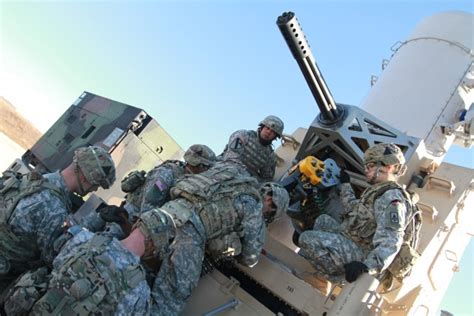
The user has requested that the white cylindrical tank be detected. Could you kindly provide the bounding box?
[362,11,474,159]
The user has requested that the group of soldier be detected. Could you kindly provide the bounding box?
[0,113,419,315]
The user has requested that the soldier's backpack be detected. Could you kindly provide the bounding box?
[30,234,145,315]
[0,170,64,224]
[120,170,146,193]
[0,171,67,276]
[168,162,260,259]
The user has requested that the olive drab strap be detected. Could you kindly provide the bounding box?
[385,191,422,282]
[31,234,145,315]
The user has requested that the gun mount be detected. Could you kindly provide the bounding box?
[277,11,418,184]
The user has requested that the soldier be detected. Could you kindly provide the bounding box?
[100,144,216,237]
[260,182,290,225]
[298,143,420,285]
[221,115,284,182]
[0,146,116,293]
[4,209,173,315]
[150,160,266,315]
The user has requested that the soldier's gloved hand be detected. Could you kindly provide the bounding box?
[339,169,351,184]
[99,205,129,225]
[344,261,368,282]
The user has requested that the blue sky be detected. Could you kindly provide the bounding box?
[1,1,473,314]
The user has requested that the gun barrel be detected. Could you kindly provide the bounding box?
[277,12,339,123]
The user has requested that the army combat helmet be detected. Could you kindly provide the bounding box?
[259,115,284,137]
[73,146,116,189]
[364,143,406,175]
[183,144,217,167]
[260,182,290,223]
[133,209,174,259]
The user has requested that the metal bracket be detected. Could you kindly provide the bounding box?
[384,303,408,313]
[416,202,438,222]
[426,176,456,196]
[281,134,301,150]
[219,276,240,295]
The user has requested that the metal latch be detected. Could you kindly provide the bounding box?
[416,202,438,222]
[426,176,456,196]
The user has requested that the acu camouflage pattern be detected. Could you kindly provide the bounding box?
[299,214,364,283]
[339,181,421,280]
[150,215,206,316]
[299,181,413,283]
[1,266,50,315]
[259,115,284,137]
[260,182,289,224]
[74,146,116,189]
[183,144,216,167]
[133,209,174,260]
[221,129,277,182]
[151,162,265,315]
[364,143,405,166]
[31,230,149,315]
[122,160,186,218]
[0,171,72,291]
[169,160,261,241]
[120,170,146,193]
[122,144,216,217]
[152,193,265,316]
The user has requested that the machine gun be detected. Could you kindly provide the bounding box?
[276,11,418,176]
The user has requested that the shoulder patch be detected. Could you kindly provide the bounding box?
[385,199,405,229]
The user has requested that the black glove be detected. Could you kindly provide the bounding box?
[339,169,351,184]
[344,261,368,282]
[99,205,129,225]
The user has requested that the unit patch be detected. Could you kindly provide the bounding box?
[385,200,403,229]
[390,211,399,224]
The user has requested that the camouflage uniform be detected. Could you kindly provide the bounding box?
[260,182,290,225]
[0,171,72,291]
[122,160,186,219]
[298,143,411,283]
[122,144,217,218]
[299,183,409,282]
[150,161,265,315]
[29,230,150,315]
[0,146,115,297]
[221,115,284,182]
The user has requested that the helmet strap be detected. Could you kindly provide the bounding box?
[74,164,86,196]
